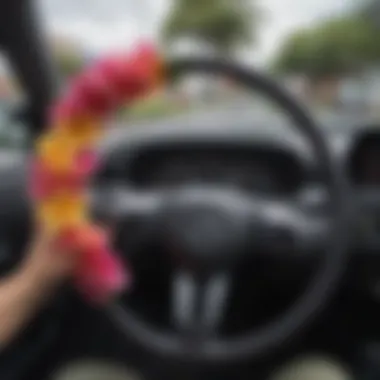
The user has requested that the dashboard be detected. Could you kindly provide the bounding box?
[95,120,380,207]
[128,145,304,196]
[105,125,380,198]
[98,126,380,206]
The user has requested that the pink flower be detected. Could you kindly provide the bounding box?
[57,225,130,303]
[58,224,107,253]
[75,149,99,176]
[97,55,148,100]
[50,92,90,123]
[70,68,115,117]
[95,44,162,102]
[75,246,129,303]
[29,159,86,200]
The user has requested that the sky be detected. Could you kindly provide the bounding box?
[36,0,356,66]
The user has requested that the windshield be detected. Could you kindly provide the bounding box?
[0,0,370,149]
[34,0,377,129]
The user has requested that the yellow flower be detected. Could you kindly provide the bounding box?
[36,132,77,172]
[37,194,88,231]
[56,117,102,147]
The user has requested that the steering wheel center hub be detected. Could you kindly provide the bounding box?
[159,189,248,265]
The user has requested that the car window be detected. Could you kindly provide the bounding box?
[0,103,28,150]
[0,54,28,150]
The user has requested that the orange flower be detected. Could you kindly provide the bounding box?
[37,194,88,231]
[56,117,102,147]
[36,131,77,172]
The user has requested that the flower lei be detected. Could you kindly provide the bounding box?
[30,44,164,303]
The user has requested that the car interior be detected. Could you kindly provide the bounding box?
[1,1,380,380]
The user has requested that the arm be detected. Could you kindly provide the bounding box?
[0,229,76,351]
[0,268,55,350]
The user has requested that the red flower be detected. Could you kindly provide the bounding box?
[75,149,99,175]
[60,224,107,253]
[57,225,129,303]
[52,93,92,123]
[29,159,86,200]
[130,43,164,86]
[75,246,129,303]
[97,57,147,100]
[94,44,163,103]
[70,68,115,117]
[51,43,163,124]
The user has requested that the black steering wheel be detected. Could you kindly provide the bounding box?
[95,58,350,364]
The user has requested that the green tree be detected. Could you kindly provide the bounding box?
[274,16,380,78]
[274,31,314,74]
[162,0,260,55]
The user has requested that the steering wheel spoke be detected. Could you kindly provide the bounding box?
[91,186,164,221]
[244,197,333,254]
[170,269,231,340]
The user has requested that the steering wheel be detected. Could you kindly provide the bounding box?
[96,58,350,364]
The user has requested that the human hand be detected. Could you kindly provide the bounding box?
[20,226,78,289]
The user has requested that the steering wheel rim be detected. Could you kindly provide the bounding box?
[105,57,351,363]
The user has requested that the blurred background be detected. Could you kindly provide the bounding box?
[0,0,379,144]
